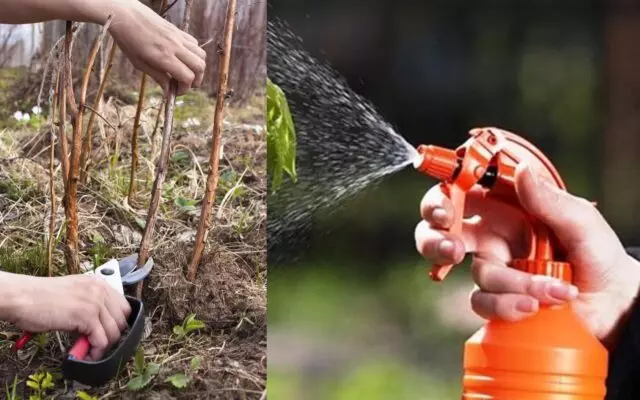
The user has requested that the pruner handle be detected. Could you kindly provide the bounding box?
[429,182,466,281]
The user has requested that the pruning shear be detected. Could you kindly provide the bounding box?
[13,254,154,386]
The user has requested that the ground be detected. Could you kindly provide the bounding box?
[0,68,266,399]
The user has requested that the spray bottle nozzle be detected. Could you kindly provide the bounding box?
[414,145,459,181]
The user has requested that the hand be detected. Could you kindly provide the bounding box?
[3,273,131,361]
[105,0,207,96]
[415,163,640,349]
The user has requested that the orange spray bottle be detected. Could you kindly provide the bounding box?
[413,128,608,399]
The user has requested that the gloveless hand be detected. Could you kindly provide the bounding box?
[79,0,207,97]
[415,163,640,349]
[0,273,131,361]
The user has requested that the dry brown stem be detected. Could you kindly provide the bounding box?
[136,0,194,297]
[187,0,237,281]
[63,16,113,274]
[48,70,60,277]
[80,38,118,183]
[128,73,148,204]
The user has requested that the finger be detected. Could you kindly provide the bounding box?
[470,288,539,321]
[147,54,195,96]
[87,319,109,362]
[100,304,121,346]
[180,30,199,45]
[176,46,206,88]
[415,220,472,265]
[420,185,455,228]
[183,38,207,61]
[133,58,170,97]
[104,291,129,332]
[470,257,579,304]
[515,163,608,246]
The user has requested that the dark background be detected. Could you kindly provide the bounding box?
[268,1,640,398]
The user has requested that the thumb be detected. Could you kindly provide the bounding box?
[514,163,602,247]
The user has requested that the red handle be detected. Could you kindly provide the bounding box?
[68,336,91,360]
[14,332,33,351]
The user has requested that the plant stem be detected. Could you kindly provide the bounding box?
[187,0,237,281]
[136,0,193,297]
[48,69,60,278]
[80,38,118,183]
[64,16,113,274]
[128,73,147,204]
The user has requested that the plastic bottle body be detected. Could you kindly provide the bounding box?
[462,304,608,400]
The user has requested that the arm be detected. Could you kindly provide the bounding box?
[0,0,206,96]
[0,0,115,25]
[606,247,640,400]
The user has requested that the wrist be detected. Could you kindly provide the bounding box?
[67,0,132,25]
[606,254,640,348]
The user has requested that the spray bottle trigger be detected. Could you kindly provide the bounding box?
[429,182,466,281]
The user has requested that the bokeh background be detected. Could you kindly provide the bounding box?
[268,1,640,398]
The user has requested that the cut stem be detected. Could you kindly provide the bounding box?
[187,0,237,281]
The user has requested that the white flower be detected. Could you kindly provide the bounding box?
[13,111,22,120]
[31,106,42,115]
[191,118,200,127]
[181,121,190,129]
[175,100,184,107]
[21,113,30,121]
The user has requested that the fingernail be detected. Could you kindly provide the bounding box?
[432,208,447,224]
[438,240,454,256]
[516,298,538,313]
[549,282,579,300]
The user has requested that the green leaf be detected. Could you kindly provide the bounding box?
[126,376,147,391]
[135,218,146,230]
[190,356,202,370]
[174,197,198,212]
[266,78,297,193]
[165,373,191,389]
[146,363,161,376]
[75,391,99,400]
[184,315,205,333]
[26,380,39,390]
[134,347,145,374]
[172,325,185,338]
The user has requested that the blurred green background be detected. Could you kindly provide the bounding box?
[267,1,640,398]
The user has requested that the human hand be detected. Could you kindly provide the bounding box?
[99,0,207,96]
[3,273,131,361]
[415,163,640,348]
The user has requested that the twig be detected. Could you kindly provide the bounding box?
[148,98,165,182]
[58,21,72,184]
[82,104,116,130]
[187,0,237,281]
[80,38,118,183]
[136,0,194,297]
[63,15,113,274]
[48,69,60,277]
[128,73,148,204]
[161,0,179,17]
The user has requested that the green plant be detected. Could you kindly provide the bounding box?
[5,376,20,400]
[126,347,161,391]
[164,355,201,390]
[75,391,99,400]
[266,78,297,193]
[26,371,55,400]
[172,313,205,340]
[165,373,191,389]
